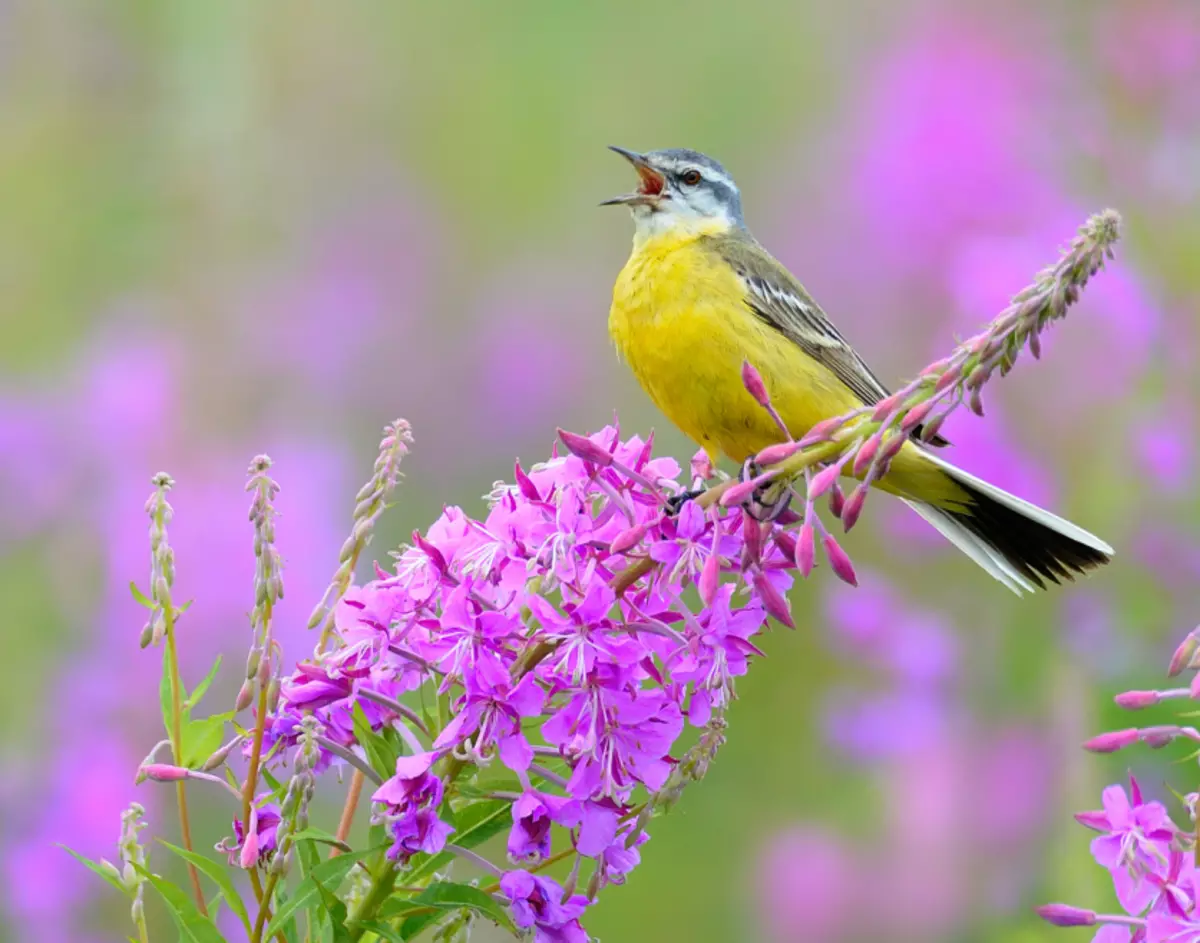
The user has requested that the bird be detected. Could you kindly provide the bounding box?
[602,145,1112,594]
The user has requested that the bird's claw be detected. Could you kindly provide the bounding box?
[665,488,705,516]
[740,455,793,523]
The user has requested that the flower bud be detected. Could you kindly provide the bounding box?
[557,429,613,468]
[822,535,857,586]
[795,524,815,577]
[720,477,766,508]
[610,523,647,556]
[513,460,541,501]
[1034,903,1096,927]
[870,393,901,422]
[1082,728,1138,753]
[1114,690,1160,710]
[754,441,801,466]
[741,360,771,408]
[235,679,255,713]
[797,416,845,447]
[899,399,934,435]
[807,463,842,500]
[698,550,721,606]
[840,486,868,532]
[828,484,845,518]
[753,571,794,629]
[140,763,189,782]
[1168,631,1199,677]
[851,435,880,478]
[691,449,715,481]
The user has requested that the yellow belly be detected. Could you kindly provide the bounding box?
[607,229,961,507]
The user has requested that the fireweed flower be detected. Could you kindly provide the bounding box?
[77,210,1122,940]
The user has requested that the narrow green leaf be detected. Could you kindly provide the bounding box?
[185,655,223,711]
[414,881,516,933]
[263,847,380,940]
[352,701,397,779]
[133,864,225,943]
[130,581,156,609]
[291,827,353,854]
[312,876,352,943]
[181,712,232,768]
[59,845,130,898]
[405,801,509,885]
[273,883,301,943]
[398,910,440,939]
[353,919,412,942]
[158,840,251,937]
[376,898,429,920]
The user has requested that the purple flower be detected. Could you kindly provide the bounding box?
[526,582,635,684]
[543,679,683,800]
[508,790,574,863]
[499,870,589,943]
[433,670,545,770]
[1083,778,1176,913]
[669,584,765,726]
[372,752,454,864]
[225,801,282,868]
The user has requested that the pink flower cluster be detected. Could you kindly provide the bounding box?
[1039,620,1200,942]
[267,424,804,937]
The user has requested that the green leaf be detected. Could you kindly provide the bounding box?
[312,876,352,943]
[158,840,252,938]
[405,801,510,885]
[353,919,412,942]
[410,881,516,933]
[352,701,398,779]
[263,847,380,940]
[290,827,353,855]
[133,864,225,943]
[130,581,156,610]
[181,712,232,768]
[273,884,301,943]
[185,655,223,711]
[59,845,130,898]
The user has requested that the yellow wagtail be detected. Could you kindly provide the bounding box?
[602,146,1112,594]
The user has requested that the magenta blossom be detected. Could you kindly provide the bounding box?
[1081,777,1176,913]
[499,870,589,943]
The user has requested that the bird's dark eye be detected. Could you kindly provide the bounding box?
[680,169,702,186]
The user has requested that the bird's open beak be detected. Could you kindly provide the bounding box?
[600,146,666,206]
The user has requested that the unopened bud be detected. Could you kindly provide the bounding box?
[753,571,794,629]
[139,763,189,783]
[690,449,715,481]
[610,523,647,555]
[1168,631,1199,677]
[1082,728,1138,753]
[514,460,541,501]
[755,441,801,466]
[840,486,868,532]
[741,360,771,408]
[202,738,241,771]
[139,622,154,649]
[795,523,815,577]
[557,429,613,468]
[235,679,255,712]
[1034,903,1096,927]
[851,436,880,478]
[1114,690,1160,710]
[822,536,857,586]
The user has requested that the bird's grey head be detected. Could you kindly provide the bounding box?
[602,146,744,235]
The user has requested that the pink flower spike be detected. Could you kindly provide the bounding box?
[755,441,801,466]
[698,548,721,606]
[1168,631,1199,677]
[840,485,868,532]
[1114,690,1161,710]
[139,763,189,783]
[1035,904,1097,927]
[795,523,815,577]
[753,571,794,629]
[1083,729,1139,753]
[609,523,647,555]
[822,535,857,586]
[741,360,771,408]
[557,428,613,468]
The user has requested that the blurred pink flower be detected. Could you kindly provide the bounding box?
[757,827,854,943]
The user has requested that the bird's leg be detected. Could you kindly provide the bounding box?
[665,488,706,516]
[739,455,794,523]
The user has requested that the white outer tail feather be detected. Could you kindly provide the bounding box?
[902,451,1114,597]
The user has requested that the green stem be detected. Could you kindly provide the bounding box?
[164,605,208,916]
[346,856,399,941]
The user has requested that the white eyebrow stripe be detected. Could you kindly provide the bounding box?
[656,157,737,192]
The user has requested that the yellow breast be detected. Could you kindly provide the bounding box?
[608,227,863,464]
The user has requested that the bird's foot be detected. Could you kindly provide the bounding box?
[665,488,705,517]
[739,455,794,523]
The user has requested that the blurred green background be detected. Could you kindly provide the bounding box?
[3,1,1199,940]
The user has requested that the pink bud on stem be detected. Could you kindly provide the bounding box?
[795,523,815,577]
[1035,904,1097,928]
[557,428,614,468]
[741,360,771,408]
[1082,728,1139,753]
[822,535,857,586]
[752,571,794,629]
[1114,690,1161,710]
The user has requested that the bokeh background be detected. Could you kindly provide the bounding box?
[2,1,1199,940]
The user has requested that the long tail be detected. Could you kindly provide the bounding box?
[902,451,1114,595]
